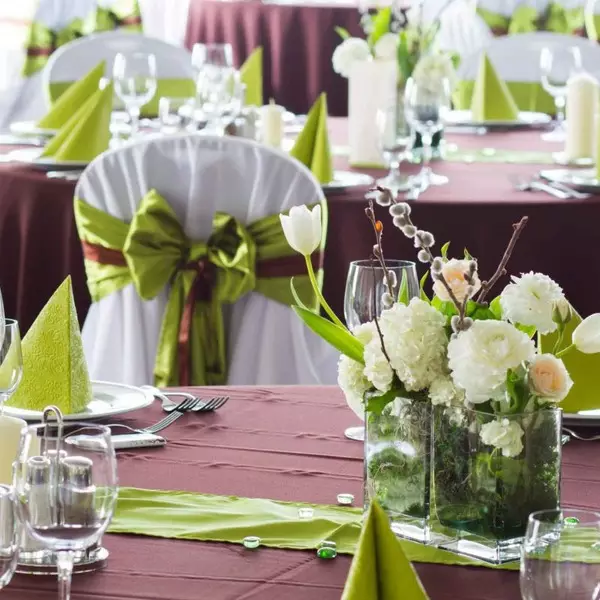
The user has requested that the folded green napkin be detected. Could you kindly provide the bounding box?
[42,81,113,162]
[508,5,538,33]
[470,53,519,122]
[342,501,429,599]
[240,47,263,107]
[5,277,92,415]
[38,61,106,129]
[290,92,333,184]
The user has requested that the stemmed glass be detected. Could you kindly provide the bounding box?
[540,46,582,143]
[376,104,413,193]
[342,260,419,441]
[13,423,118,600]
[113,52,158,139]
[0,319,23,412]
[404,76,451,189]
[0,486,18,590]
[520,508,600,599]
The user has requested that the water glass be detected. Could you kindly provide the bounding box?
[540,46,582,142]
[376,104,413,192]
[192,43,233,75]
[0,320,23,410]
[520,508,600,599]
[113,52,158,139]
[0,486,18,590]
[13,423,118,600]
[404,76,451,189]
[158,96,195,133]
[342,259,419,441]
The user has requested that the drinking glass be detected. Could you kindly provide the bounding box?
[404,76,451,189]
[13,423,118,600]
[158,96,195,133]
[376,104,413,192]
[540,46,582,142]
[0,485,18,590]
[0,320,23,413]
[520,508,600,600]
[113,52,158,139]
[342,260,419,441]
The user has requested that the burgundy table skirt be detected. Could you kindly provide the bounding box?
[7,386,600,599]
[2,125,600,333]
[184,0,363,116]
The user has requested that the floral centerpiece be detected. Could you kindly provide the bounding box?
[279,190,600,563]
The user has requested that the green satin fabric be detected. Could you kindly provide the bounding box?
[585,13,600,40]
[508,5,538,34]
[74,191,324,386]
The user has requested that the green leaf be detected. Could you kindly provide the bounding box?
[419,271,430,303]
[516,323,537,338]
[431,296,458,318]
[397,31,412,82]
[335,26,351,40]
[467,301,496,321]
[398,270,409,305]
[505,368,529,412]
[464,248,473,260]
[367,7,391,47]
[365,388,399,415]
[440,242,450,260]
[290,277,310,311]
[489,296,503,320]
[292,306,365,364]
[450,51,461,69]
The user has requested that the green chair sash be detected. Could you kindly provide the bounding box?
[544,3,584,33]
[585,13,600,40]
[476,7,509,35]
[508,5,539,34]
[75,191,326,386]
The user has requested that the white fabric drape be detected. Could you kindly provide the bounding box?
[139,0,190,46]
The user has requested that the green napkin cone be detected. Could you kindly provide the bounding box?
[6,277,92,415]
[470,53,519,122]
[290,92,333,184]
[240,47,263,106]
[42,81,113,162]
[342,501,429,600]
[38,61,106,129]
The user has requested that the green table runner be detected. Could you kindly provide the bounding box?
[110,487,519,570]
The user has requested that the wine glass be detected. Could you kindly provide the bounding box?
[113,52,158,139]
[0,485,18,590]
[520,508,600,599]
[404,76,451,189]
[540,46,582,142]
[13,423,118,600]
[376,104,413,193]
[0,319,23,413]
[342,259,419,441]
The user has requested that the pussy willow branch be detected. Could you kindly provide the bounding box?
[476,216,528,304]
[365,199,396,294]
[369,257,392,365]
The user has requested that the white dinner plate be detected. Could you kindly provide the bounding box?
[10,121,58,138]
[446,110,552,130]
[563,409,600,426]
[3,381,154,422]
[4,147,88,171]
[323,170,374,192]
[539,168,600,192]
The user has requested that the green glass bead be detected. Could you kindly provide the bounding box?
[564,517,580,526]
[317,547,337,559]
[243,536,261,549]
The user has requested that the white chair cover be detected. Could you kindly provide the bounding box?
[75,134,340,386]
[139,0,190,46]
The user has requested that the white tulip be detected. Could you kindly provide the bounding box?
[573,313,600,354]
[279,204,322,256]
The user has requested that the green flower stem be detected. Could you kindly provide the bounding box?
[552,329,565,355]
[304,254,346,330]
[556,344,575,359]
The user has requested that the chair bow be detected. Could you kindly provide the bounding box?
[123,190,256,386]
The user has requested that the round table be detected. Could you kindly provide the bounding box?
[184,0,363,116]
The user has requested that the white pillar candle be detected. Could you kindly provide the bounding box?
[0,415,27,485]
[260,99,284,148]
[565,73,599,161]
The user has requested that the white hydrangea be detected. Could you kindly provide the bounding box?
[429,377,465,407]
[480,418,524,458]
[373,32,398,61]
[363,336,394,393]
[448,320,536,404]
[500,272,565,334]
[332,38,371,78]
[378,298,448,391]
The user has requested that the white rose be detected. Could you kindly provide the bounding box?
[373,33,398,61]
[573,313,600,354]
[448,320,536,404]
[500,272,565,334]
[527,354,573,402]
[480,418,524,458]
[332,37,371,78]
[432,259,481,303]
[279,204,321,256]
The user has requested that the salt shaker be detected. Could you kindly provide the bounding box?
[59,456,95,526]
[20,455,53,553]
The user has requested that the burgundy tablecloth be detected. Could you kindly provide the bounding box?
[184,0,362,116]
[6,386,600,599]
[2,125,600,334]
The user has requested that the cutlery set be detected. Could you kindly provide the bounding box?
[512,175,590,199]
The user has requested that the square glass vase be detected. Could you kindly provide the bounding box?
[430,406,562,564]
[364,399,432,543]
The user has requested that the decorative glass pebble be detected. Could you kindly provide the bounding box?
[320,541,337,549]
[317,541,337,559]
[243,536,261,549]
[482,147,496,157]
[337,493,354,506]
[564,517,580,526]
[298,507,314,519]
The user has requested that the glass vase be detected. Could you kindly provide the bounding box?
[365,398,432,543]
[431,406,562,564]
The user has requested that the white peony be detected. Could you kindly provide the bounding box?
[429,376,465,407]
[448,320,536,404]
[373,33,398,61]
[332,38,371,78]
[480,418,524,458]
[500,272,565,334]
[378,298,448,391]
[527,354,573,402]
[432,258,481,303]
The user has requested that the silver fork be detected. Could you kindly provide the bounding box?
[143,397,202,434]
[562,427,600,442]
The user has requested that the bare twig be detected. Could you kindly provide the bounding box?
[370,257,392,365]
[365,199,396,294]
[476,216,529,304]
